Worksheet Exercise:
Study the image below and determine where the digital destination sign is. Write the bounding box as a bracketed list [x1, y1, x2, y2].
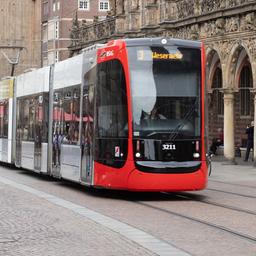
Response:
[152, 51, 183, 60]
[137, 48, 183, 61]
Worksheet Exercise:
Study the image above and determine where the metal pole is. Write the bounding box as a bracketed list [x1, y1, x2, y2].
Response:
[11, 64, 15, 76]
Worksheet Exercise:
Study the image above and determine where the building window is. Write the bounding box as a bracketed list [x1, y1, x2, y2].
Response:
[239, 65, 253, 116]
[212, 67, 223, 115]
[99, 0, 109, 11]
[78, 0, 89, 10]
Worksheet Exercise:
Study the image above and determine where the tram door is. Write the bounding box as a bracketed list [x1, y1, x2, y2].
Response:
[34, 95, 43, 171]
[81, 85, 94, 184]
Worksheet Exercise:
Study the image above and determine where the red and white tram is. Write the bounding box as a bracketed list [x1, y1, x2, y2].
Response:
[0, 38, 208, 191]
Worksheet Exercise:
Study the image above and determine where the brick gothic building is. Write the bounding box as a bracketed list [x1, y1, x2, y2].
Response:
[42, 0, 109, 66]
[69, 0, 256, 162]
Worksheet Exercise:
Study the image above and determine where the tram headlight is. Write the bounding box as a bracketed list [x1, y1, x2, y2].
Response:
[135, 152, 141, 158]
[193, 153, 200, 158]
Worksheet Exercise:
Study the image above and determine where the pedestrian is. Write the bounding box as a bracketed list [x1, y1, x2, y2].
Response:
[244, 121, 254, 161]
[209, 128, 223, 155]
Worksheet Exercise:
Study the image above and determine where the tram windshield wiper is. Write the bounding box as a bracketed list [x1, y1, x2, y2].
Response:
[168, 98, 199, 141]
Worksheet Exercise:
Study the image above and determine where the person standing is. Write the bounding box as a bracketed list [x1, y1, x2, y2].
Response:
[244, 121, 254, 161]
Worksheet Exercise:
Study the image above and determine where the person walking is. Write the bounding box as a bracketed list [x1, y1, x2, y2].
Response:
[244, 121, 254, 161]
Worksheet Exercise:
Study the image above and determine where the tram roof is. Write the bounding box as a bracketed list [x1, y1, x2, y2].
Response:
[124, 37, 201, 48]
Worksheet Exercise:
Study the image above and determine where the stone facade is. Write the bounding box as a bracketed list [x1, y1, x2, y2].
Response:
[70, 0, 256, 161]
[0, 0, 41, 78]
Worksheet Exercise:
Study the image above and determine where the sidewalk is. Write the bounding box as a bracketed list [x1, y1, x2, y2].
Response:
[210, 155, 256, 186]
[212, 154, 255, 166]
[0, 180, 156, 256]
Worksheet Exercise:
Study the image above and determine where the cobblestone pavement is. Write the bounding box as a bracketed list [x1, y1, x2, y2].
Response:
[0, 182, 157, 256]
[1, 160, 256, 256]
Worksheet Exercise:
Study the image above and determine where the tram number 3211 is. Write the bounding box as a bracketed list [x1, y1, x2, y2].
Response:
[162, 144, 176, 150]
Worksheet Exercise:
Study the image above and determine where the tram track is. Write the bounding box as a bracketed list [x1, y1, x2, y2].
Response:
[2, 167, 256, 250]
[134, 200, 256, 244]
[209, 179, 256, 189]
[172, 192, 256, 216]
[206, 188, 256, 199]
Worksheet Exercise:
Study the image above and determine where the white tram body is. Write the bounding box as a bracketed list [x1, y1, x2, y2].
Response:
[5, 45, 100, 186]
[15, 67, 50, 173]
[0, 78, 14, 163]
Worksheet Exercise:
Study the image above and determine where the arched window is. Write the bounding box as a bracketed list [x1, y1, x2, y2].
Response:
[212, 67, 223, 115]
[239, 65, 252, 116]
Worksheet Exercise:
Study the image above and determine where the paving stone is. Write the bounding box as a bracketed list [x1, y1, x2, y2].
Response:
[0, 184, 157, 256]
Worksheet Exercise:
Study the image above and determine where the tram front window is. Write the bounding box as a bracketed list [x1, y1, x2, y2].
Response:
[128, 46, 201, 140]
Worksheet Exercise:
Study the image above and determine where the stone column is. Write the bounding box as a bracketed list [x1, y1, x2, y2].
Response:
[222, 88, 236, 163]
[250, 88, 256, 165]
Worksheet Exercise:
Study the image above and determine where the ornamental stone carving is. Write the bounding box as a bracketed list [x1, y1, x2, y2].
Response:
[177, 0, 194, 19]
[226, 17, 240, 32]
[241, 12, 256, 31]
[201, 0, 222, 13]
[213, 40, 234, 62]
[215, 18, 225, 35]
[190, 24, 199, 40]
[227, 0, 238, 7]
[69, 0, 256, 62]
[244, 38, 256, 60]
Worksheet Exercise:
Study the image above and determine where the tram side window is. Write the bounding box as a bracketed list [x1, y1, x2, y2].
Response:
[53, 90, 63, 141]
[97, 60, 128, 138]
[72, 87, 80, 144]
[63, 89, 72, 143]
[21, 99, 30, 141]
[62, 86, 81, 145]
[0, 102, 4, 137]
[3, 101, 9, 138]
[16, 99, 22, 140]
[34, 94, 48, 143]
[42, 93, 49, 142]
[19, 97, 36, 141]
[28, 98, 36, 140]
[0, 100, 9, 138]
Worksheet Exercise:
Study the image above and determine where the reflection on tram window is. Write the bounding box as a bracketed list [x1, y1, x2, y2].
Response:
[96, 60, 128, 138]
[28, 98, 35, 140]
[42, 93, 49, 142]
[94, 60, 128, 168]
[22, 99, 30, 140]
[17, 94, 48, 142]
[0, 100, 9, 138]
[53, 86, 81, 146]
